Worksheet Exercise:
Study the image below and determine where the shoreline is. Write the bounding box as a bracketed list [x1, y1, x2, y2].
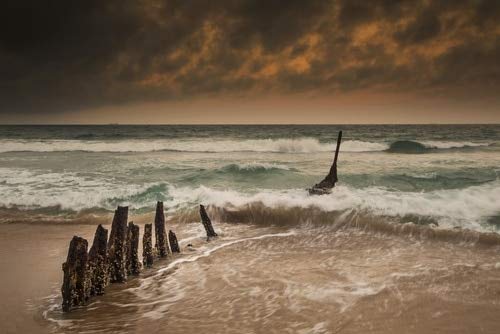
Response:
[3, 213, 500, 333]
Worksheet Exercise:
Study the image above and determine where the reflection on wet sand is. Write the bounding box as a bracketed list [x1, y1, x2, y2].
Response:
[32, 214, 500, 334]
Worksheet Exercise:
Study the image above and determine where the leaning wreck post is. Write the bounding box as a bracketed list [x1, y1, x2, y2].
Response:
[168, 230, 180, 253]
[88, 224, 108, 296]
[143, 223, 154, 268]
[308, 131, 343, 195]
[126, 222, 141, 275]
[199, 204, 218, 240]
[61, 236, 89, 312]
[154, 201, 169, 257]
[108, 206, 128, 283]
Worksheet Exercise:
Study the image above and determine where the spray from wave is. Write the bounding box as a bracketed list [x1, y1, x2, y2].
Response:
[2, 159, 500, 231]
[0, 138, 384, 153]
[0, 138, 492, 154]
[165, 182, 500, 230]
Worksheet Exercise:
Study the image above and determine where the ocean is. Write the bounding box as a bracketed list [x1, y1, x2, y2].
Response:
[1, 124, 500, 333]
[1, 124, 499, 229]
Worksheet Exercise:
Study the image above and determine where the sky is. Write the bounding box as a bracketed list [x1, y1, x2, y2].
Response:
[0, 0, 499, 124]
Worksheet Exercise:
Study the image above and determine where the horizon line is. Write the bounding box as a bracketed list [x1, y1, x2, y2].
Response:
[1, 123, 500, 126]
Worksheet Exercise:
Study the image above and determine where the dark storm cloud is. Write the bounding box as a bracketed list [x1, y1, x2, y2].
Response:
[394, 8, 441, 44]
[0, 0, 499, 114]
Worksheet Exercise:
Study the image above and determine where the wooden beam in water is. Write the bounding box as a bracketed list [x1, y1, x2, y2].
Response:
[126, 222, 141, 275]
[308, 131, 343, 195]
[154, 201, 169, 257]
[200, 204, 218, 240]
[88, 224, 108, 296]
[169, 230, 180, 253]
[143, 223, 154, 268]
[61, 236, 89, 312]
[108, 206, 128, 283]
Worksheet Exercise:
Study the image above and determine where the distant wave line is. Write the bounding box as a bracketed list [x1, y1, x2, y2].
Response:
[0, 138, 493, 154]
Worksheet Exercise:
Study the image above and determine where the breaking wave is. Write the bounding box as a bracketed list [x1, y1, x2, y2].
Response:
[218, 162, 293, 172]
[387, 140, 490, 154]
[0, 138, 492, 154]
[2, 165, 499, 232]
[0, 138, 384, 153]
[164, 182, 500, 230]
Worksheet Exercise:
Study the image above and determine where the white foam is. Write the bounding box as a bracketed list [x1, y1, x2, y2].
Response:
[228, 162, 292, 171]
[0, 138, 491, 154]
[0, 167, 156, 211]
[421, 141, 490, 149]
[166, 181, 500, 230]
[341, 140, 388, 152]
[2, 163, 499, 231]
[286, 280, 386, 313]
[132, 231, 297, 296]
[0, 138, 387, 153]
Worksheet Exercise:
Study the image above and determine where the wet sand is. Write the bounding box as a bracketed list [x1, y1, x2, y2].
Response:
[0, 224, 100, 333]
[2, 219, 500, 333]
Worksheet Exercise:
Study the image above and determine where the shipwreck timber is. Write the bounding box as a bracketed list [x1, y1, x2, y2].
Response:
[200, 204, 218, 240]
[126, 222, 141, 275]
[143, 223, 154, 268]
[169, 230, 180, 253]
[108, 206, 128, 283]
[154, 201, 169, 257]
[308, 131, 343, 195]
[88, 224, 108, 296]
[60, 203, 200, 311]
[61, 236, 89, 312]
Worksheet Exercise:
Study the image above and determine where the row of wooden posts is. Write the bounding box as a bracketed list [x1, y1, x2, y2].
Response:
[61, 202, 217, 312]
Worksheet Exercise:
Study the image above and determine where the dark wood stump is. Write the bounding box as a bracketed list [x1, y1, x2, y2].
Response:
[308, 131, 343, 195]
[108, 206, 128, 283]
[200, 204, 218, 240]
[168, 230, 180, 253]
[143, 223, 154, 268]
[88, 224, 108, 296]
[126, 222, 141, 275]
[154, 201, 169, 257]
[61, 236, 89, 312]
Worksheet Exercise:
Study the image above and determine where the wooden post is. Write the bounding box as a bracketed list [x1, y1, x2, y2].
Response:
[61, 236, 89, 312]
[143, 223, 154, 268]
[308, 131, 343, 195]
[88, 225, 108, 296]
[154, 201, 169, 257]
[199, 204, 218, 240]
[168, 230, 180, 253]
[126, 222, 141, 275]
[108, 206, 128, 283]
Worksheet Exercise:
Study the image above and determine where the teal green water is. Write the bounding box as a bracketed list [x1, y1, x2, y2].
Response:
[0, 125, 499, 230]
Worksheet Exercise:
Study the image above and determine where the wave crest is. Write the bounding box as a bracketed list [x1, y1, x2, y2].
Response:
[219, 163, 292, 173]
[164, 182, 500, 231]
[0, 138, 386, 153]
[387, 140, 490, 154]
[0, 138, 491, 154]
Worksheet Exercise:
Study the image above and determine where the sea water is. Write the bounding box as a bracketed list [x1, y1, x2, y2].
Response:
[2, 124, 500, 333]
[0, 124, 499, 230]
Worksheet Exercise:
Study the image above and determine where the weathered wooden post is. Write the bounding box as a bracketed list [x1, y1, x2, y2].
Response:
[61, 236, 89, 312]
[126, 222, 141, 275]
[199, 204, 218, 240]
[143, 223, 154, 267]
[168, 230, 180, 253]
[88, 224, 108, 296]
[154, 201, 169, 257]
[108, 206, 128, 283]
[308, 131, 343, 195]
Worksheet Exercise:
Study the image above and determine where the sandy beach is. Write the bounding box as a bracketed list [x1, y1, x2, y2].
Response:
[2, 212, 500, 333]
